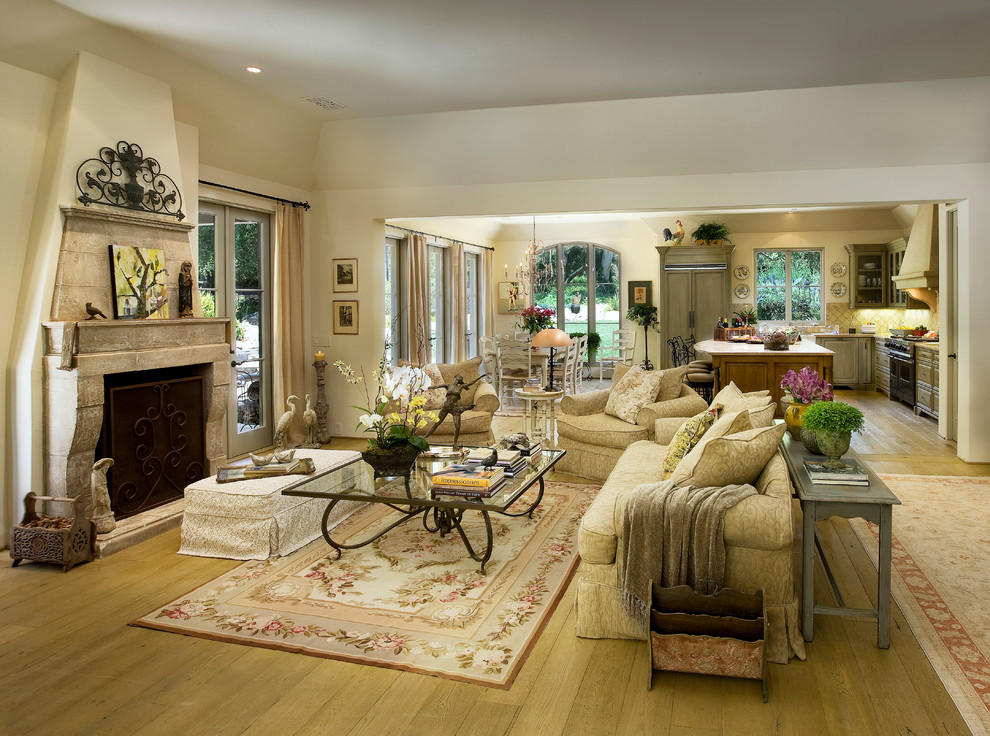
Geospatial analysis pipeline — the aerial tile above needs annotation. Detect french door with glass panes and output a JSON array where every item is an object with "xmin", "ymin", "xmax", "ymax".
[{"xmin": 198, "ymin": 203, "xmax": 273, "ymax": 456}]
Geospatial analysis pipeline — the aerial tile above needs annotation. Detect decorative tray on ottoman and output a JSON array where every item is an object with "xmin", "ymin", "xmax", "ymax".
[{"xmin": 646, "ymin": 583, "xmax": 767, "ymax": 701}]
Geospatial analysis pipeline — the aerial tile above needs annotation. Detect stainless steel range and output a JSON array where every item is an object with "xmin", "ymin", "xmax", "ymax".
[{"xmin": 885, "ymin": 337, "xmax": 915, "ymax": 407}]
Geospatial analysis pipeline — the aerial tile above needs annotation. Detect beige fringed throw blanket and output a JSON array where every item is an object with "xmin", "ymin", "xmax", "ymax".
[{"xmin": 620, "ymin": 481, "xmax": 758, "ymax": 622}]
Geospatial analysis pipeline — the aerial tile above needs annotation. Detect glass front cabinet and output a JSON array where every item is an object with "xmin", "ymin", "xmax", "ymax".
[{"xmin": 845, "ymin": 244, "xmax": 887, "ymax": 308}]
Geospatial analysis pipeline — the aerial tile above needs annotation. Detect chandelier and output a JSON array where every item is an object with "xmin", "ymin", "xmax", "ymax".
[{"xmin": 505, "ymin": 216, "xmax": 552, "ymax": 299}]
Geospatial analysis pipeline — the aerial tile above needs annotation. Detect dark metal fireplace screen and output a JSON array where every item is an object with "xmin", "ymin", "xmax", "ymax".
[{"xmin": 102, "ymin": 372, "xmax": 206, "ymax": 520}]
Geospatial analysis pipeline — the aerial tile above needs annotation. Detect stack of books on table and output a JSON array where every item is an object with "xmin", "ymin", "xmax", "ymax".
[
  {"xmin": 802, "ymin": 457, "xmax": 870, "ymax": 486},
  {"xmin": 431, "ymin": 464, "xmax": 506, "ymax": 498},
  {"xmin": 464, "ymin": 448, "xmax": 528, "ymax": 477},
  {"xmin": 501, "ymin": 439, "xmax": 543, "ymax": 461}
]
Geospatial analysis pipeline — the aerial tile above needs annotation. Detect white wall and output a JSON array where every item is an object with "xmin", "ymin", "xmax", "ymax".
[
  {"xmin": 315, "ymin": 78, "xmax": 990, "ymax": 191},
  {"xmin": 0, "ymin": 61, "xmax": 57, "ymax": 538}
]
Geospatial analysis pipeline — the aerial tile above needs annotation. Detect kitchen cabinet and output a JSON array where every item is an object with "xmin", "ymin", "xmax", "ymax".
[
  {"xmin": 656, "ymin": 245, "xmax": 733, "ymax": 368},
  {"xmin": 874, "ymin": 338, "xmax": 890, "ymax": 396},
  {"xmin": 915, "ymin": 346, "xmax": 939, "ymax": 419},
  {"xmin": 816, "ymin": 336, "xmax": 874, "ymax": 389},
  {"xmin": 846, "ymin": 244, "xmax": 888, "ymax": 308}
]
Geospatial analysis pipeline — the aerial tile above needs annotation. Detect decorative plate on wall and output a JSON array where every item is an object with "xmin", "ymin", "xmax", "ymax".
[
  {"xmin": 734, "ymin": 283, "xmax": 751, "ymax": 299},
  {"xmin": 830, "ymin": 282, "xmax": 847, "ymax": 297},
  {"xmin": 830, "ymin": 262, "xmax": 847, "ymax": 277},
  {"xmin": 733, "ymin": 265, "xmax": 750, "ymax": 280}
]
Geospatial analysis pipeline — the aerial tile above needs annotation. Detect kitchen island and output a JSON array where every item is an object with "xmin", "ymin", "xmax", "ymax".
[{"xmin": 695, "ymin": 339, "xmax": 835, "ymax": 415}]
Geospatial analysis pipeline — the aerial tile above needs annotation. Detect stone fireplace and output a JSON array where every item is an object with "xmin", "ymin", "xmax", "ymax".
[{"xmin": 43, "ymin": 205, "xmax": 231, "ymax": 554}]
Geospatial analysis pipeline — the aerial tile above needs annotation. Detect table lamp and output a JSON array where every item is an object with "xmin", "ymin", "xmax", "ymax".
[{"xmin": 531, "ymin": 328, "xmax": 573, "ymax": 392}]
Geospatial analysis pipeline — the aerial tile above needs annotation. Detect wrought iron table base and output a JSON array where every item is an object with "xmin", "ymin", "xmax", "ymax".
[{"xmin": 318, "ymin": 476, "xmax": 546, "ymax": 574}]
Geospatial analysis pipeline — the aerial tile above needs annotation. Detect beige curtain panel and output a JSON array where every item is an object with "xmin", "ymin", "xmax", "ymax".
[
  {"xmin": 483, "ymin": 248, "xmax": 496, "ymax": 338},
  {"xmin": 273, "ymin": 202, "xmax": 307, "ymax": 445},
  {"xmin": 449, "ymin": 241, "xmax": 466, "ymax": 362},
  {"xmin": 406, "ymin": 234, "xmax": 430, "ymax": 365}
]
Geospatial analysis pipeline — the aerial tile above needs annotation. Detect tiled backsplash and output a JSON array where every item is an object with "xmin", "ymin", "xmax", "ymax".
[
  {"xmin": 825, "ymin": 304, "xmax": 935, "ymax": 334},
  {"xmin": 729, "ymin": 300, "xmax": 937, "ymax": 335}
]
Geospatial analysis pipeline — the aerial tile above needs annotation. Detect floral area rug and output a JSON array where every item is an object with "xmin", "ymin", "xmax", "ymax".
[
  {"xmin": 133, "ymin": 482, "xmax": 598, "ymax": 688},
  {"xmin": 850, "ymin": 474, "xmax": 990, "ymax": 736}
]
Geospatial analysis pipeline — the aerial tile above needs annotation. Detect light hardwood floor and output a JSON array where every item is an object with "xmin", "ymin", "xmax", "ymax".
[{"xmin": 1, "ymin": 391, "xmax": 985, "ymax": 735}]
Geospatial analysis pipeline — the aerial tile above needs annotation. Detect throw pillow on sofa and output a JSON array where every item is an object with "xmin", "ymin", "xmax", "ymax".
[
  {"xmin": 613, "ymin": 363, "xmax": 690, "ymax": 402},
  {"xmin": 605, "ymin": 366, "xmax": 666, "ymax": 423},
  {"xmin": 668, "ymin": 423, "xmax": 787, "ymax": 488},
  {"xmin": 661, "ymin": 406, "xmax": 720, "ymax": 479},
  {"xmin": 398, "ymin": 356, "xmax": 485, "ymax": 406},
  {"xmin": 747, "ymin": 403, "xmax": 777, "ymax": 428}
]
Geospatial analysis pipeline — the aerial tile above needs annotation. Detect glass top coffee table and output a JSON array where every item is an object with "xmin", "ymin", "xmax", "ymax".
[{"xmin": 283, "ymin": 448, "xmax": 565, "ymax": 573}]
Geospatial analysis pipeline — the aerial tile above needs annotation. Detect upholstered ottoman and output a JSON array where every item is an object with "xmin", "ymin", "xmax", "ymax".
[{"xmin": 180, "ymin": 449, "xmax": 370, "ymax": 560}]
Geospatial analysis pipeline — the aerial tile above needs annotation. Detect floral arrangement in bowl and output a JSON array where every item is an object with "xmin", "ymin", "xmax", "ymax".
[
  {"xmin": 517, "ymin": 305, "xmax": 556, "ymax": 335},
  {"xmin": 780, "ymin": 366, "xmax": 834, "ymax": 404},
  {"xmin": 334, "ymin": 358, "xmax": 439, "ymax": 451}
]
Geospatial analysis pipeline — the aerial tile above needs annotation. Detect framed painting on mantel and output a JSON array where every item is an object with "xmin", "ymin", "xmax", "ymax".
[{"xmin": 109, "ymin": 244, "xmax": 169, "ymax": 320}]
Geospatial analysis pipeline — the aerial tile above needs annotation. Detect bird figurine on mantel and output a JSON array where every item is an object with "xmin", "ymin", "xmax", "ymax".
[
  {"xmin": 662, "ymin": 219, "xmax": 685, "ymax": 247},
  {"xmin": 85, "ymin": 302, "xmax": 107, "ymax": 320}
]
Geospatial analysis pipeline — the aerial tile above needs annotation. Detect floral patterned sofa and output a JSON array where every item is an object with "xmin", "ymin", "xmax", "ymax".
[{"xmin": 573, "ymin": 386, "xmax": 807, "ymax": 664}]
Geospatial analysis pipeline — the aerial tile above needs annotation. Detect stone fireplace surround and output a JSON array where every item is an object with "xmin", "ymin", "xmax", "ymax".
[{"xmin": 43, "ymin": 205, "xmax": 232, "ymax": 555}]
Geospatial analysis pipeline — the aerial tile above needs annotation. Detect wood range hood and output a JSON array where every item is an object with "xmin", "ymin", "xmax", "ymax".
[{"xmin": 891, "ymin": 203, "xmax": 939, "ymax": 310}]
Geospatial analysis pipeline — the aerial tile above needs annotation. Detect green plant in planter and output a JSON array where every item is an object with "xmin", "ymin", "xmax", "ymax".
[
  {"xmin": 568, "ymin": 331, "xmax": 602, "ymax": 362},
  {"xmin": 690, "ymin": 221, "xmax": 731, "ymax": 245},
  {"xmin": 733, "ymin": 306, "xmax": 757, "ymax": 326},
  {"xmin": 625, "ymin": 304, "xmax": 659, "ymax": 370},
  {"xmin": 801, "ymin": 401, "xmax": 865, "ymax": 469}
]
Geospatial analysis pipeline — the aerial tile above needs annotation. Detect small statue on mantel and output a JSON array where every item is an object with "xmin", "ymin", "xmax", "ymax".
[
  {"xmin": 90, "ymin": 458, "xmax": 116, "ymax": 534},
  {"xmin": 178, "ymin": 260, "xmax": 194, "ymax": 318}
]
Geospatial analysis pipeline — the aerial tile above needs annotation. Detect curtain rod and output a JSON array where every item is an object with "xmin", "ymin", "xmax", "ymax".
[
  {"xmin": 199, "ymin": 179, "xmax": 310, "ymax": 210},
  {"xmin": 386, "ymin": 224, "xmax": 495, "ymax": 251}
]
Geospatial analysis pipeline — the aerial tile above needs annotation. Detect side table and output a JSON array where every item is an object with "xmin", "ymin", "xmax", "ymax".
[
  {"xmin": 513, "ymin": 388, "xmax": 563, "ymax": 446},
  {"xmin": 780, "ymin": 431, "xmax": 901, "ymax": 649}
]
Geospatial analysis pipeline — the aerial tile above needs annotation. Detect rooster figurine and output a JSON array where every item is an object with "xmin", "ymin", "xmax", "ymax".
[{"xmin": 662, "ymin": 219, "xmax": 685, "ymax": 246}]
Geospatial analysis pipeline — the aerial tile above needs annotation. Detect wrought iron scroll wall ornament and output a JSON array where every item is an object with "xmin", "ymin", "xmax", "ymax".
[{"xmin": 76, "ymin": 141, "xmax": 185, "ymax": 221}]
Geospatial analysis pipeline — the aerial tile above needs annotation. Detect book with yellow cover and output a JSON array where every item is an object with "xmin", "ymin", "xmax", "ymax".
[{"xmin": 431, "ymin": 464, "xmax": 505, "ymax": 488}]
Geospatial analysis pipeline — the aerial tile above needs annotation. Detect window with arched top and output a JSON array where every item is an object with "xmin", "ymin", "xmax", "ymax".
[{"xmin": 534, "ymin": 242, "xmax": 621, "ymax": 354}]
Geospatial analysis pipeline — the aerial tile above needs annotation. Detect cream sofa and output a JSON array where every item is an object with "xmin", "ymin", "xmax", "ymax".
[
  {"xmin": 573, "ymin": 412, "xmax": 807, "ymax": 664},
  {"xmin": 556, "ymin": 364, "xmax": 708, "ymax": 482},
  {"xmin": 399, "ymin": 356, "xmax": 500, "ymax": 446}
]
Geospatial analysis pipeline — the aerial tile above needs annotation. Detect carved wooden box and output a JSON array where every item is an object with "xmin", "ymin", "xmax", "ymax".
[{"xmin": 10, "ymin": 493, "xmax": 94, "ymax": 572}]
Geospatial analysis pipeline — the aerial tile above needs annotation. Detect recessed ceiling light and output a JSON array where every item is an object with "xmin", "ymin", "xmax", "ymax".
[{"xmin": 246, "ymin": 66, "xmax": 262, "ymax": 74}]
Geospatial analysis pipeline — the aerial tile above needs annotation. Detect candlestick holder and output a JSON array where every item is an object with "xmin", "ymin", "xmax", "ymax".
[{"xmin": 313, "ymin": 359, "xmax": 331, "ymax": 445}]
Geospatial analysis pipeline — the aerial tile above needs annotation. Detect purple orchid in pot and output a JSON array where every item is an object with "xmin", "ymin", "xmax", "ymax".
[{"xmin": 779, "ymin": 366, "xmax": 834, "ymax": 446}]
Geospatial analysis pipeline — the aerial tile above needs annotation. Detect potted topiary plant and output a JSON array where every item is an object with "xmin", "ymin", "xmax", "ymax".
[
  {"xmin": 690, "ymin": 222, "xmax": 731, "ymax": 246},
  {"xmin": 800, "ymin": 400, "xmax": 865, "ymax": 470},
  {"xmin": 625, "ymin": 303, "xmax": 659, "ymax": 370}
]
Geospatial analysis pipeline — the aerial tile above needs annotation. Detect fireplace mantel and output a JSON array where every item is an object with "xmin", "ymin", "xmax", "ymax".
[{"xmin": 42, "ymin": 318, "xmax": 232, "ymax": 511}]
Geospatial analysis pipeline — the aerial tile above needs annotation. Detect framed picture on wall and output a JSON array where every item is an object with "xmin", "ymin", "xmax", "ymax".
[
  {"xmin": 498, "ymin": 281, "xmax": 524, "ymax": 313},
  {"xmin": 332, "ymin": 258, "xmax": 358, "ymax": 293},
  {"xmin": 628, "ymin": 280, "xmax": 653, "ymax": 307},
  {"xmin": 332, "ymin": 300, "xmax": 358, "ymax": 334}
]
